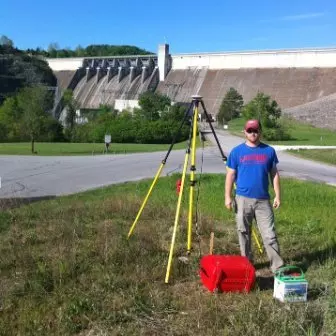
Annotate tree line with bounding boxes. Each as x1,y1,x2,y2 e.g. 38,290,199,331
26,43,154,58
1,34,153,59
0,85,291,156
217,87,291,140
64,91,190,144
0,88,190,153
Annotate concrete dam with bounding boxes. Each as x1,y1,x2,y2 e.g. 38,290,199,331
51,54,159,112
48,44,336,129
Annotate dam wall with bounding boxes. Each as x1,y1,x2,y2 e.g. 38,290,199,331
157,67,336,113
48,45,336,127
171,48,336,70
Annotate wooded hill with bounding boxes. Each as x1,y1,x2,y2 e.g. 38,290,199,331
25,44,154,58
0,45,56,104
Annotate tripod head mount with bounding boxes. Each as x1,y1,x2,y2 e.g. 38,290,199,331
191,95,203,101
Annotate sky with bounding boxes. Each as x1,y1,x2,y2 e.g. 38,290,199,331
1,0,336,54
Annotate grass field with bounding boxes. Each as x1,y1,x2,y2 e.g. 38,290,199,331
227,117,336,146
0,175,335,335
0,140,200,156
288,149,336,166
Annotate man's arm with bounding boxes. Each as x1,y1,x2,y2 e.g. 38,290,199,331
225,168,236,210
270,167,281,209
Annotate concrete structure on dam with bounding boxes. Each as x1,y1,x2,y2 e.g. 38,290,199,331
48,44,336,129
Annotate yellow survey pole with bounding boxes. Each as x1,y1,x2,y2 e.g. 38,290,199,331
252,226,264,254
128,163,164,238
165,149,190,283
187,98,199,253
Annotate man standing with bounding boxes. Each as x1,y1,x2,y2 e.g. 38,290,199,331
225,119,284,273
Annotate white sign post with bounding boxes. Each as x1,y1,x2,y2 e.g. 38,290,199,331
104,134,111,153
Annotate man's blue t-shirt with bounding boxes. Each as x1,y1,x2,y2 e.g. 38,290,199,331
226,142,279,199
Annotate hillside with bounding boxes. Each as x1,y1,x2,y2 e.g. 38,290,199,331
0,45,56,104
283,93,336,130
26,44,154,58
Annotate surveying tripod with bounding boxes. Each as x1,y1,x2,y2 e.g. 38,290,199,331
127,95,263,283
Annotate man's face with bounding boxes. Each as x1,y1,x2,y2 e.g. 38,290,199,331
244,128,261,143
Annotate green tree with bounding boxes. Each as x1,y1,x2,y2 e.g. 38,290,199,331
0,87,64,143
0,44,56,104
39,117,65,142
0,122,7,141
82,104,117,122
242,92,290,140
217,87,244,124
47,42,59,57
62,89,79,140
161,103,187,122
17,86,51,153
75,45,85,57
27,44,154,58
99,104,114,114
0,35,14,47
138,92,171,121
0,96,23,141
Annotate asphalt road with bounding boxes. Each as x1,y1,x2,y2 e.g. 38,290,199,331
207,130,336,185
0,132,335,199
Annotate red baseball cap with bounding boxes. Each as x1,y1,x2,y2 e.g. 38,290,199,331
244,119,260,130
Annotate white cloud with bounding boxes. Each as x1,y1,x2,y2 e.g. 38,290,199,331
280,12,325,21
260,12,326,23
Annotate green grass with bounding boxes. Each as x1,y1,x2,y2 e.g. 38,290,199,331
0,140,200,156
227,117,336,146
0,175,335,335
288,149,336,166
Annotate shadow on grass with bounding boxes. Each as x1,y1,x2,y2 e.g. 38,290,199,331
308,284,329,301
254,243,336,273
254,243,336,293
256,276,274,291
0,195,56,210
291,243,336,272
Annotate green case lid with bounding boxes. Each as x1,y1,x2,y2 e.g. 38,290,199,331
275,266,306,281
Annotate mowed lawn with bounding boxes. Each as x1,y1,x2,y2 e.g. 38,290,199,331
226,118,336,165
0,175,335,335
227,117,336,146
0,140,196,156
288,149,336,166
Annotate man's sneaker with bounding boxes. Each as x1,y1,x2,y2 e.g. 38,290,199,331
256,268,274,277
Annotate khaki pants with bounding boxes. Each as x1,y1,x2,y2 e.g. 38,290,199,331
235,195,284,272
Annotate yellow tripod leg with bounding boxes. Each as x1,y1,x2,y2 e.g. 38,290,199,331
165,150,190,283
128,163,164,238
251,225,264,254
187,100,199,253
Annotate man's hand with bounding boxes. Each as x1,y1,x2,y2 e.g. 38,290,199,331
271,167,281,210
273,197,281,209
225,167,236,211
225,196,232,210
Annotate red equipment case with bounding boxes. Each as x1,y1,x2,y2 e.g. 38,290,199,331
200,255,256,293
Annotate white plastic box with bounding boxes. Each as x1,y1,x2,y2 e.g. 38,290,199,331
273,266,308,303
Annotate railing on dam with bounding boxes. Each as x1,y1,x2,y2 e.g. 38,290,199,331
47,55,158,71
171,48,336,70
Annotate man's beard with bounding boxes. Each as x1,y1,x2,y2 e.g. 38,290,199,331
248,136,260,143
